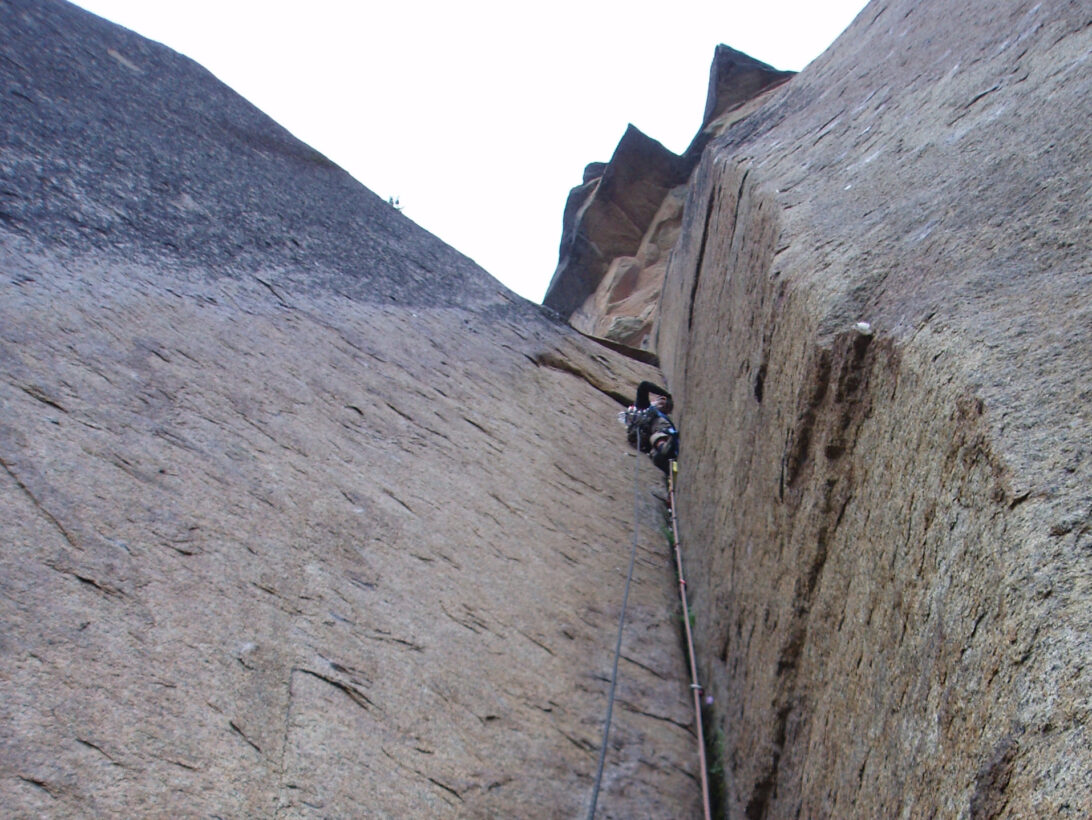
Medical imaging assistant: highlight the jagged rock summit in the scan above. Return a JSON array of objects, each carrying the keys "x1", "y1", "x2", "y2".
[
  {"x1": 0, "y1": 1, "x2": 702, "y2": 816},
  {"x1": 544, "y1": 46, "x2": 793, "y2": 351}
]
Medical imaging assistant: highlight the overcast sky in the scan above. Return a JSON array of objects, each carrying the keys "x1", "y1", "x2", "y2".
[{"x1": 71, "y1": 0, "x2": 870, "y2": 302}]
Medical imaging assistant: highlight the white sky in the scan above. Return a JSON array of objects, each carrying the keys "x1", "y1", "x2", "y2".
[{"x1": 70, "y1": 1, "x2": 869, "y2": 302}]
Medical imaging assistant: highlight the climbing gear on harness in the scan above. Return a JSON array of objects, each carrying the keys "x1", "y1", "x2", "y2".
[
  {"x1": 619, "y1": 406, "x2": 652, "y2": 452},
  {"x1": 621, "y1": 405, "x2": 679, "y2": 473}
]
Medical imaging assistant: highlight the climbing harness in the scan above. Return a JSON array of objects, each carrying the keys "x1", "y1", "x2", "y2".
[
  {"x1": 619, "y1": 405, "x2": 679, "y2": 464},
  {"x1": 587, "y1": 438, "x2": 711, "y2": 819}
]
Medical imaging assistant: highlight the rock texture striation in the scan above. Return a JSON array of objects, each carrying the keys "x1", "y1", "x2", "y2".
[
  {"x1": 5, "y1": 0, "x2": 1091, "y2": 817},
  {"x1": 0, "y1": 2, "x2": 702, "y2": 817},
  {"x1": 654, "y1": 0, "x2": 1092, "y2": 816}
]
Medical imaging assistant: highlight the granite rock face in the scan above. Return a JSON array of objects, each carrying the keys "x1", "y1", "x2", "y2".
[
  {"x1": 0, "y1": 2, "x2": 702, "y2": 817},
  {"x1": 657, "y1": 0, "x2": 1092, "y2": 816},
  {"x1": 6, "y1": 0, "x2": 1090, "y2": 816},
  {"x1": 545, "y1": 47, "x2": 793, "y2": 351}
]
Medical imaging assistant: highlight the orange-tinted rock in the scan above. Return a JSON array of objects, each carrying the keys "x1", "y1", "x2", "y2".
[
  {"x1": 544, "y1": 125, "x2": 688, "y2": 321},
  {"x1": 547, "y1": 46, "x2": 794, "y2": 353},
  {"x1": 570, "y1": 185, "x2": 688, "y2": 349}
]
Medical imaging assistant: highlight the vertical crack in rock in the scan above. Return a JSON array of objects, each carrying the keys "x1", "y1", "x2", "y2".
[
  {"x1": 275, "y1": 671, "x2": 296, "y2": 820},
  {"x1": 586, "y1": 0, "x2": 1091, "y2": 816},
  {"x1": 782, "y1": 349, "x2": 833, "y2": 489},
  {"x1": 686, "y1": 186, "x2": 719, "y2": 333},
  {"x1": 750, "y1": 328, "x2": 881, "y2": 815}
]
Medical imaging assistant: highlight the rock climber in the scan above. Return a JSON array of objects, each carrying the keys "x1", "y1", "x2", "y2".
[{"x1": 622, "y1": 380, "x2": 678, "y2": 475}]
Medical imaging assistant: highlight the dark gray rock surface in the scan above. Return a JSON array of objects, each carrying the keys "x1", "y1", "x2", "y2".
[
  {"x1": 0, "y1": 0, "x2": 510, "y2": 311},
  {"x1": 694, "y1": 44, "x2": 795, "y2": 145}
]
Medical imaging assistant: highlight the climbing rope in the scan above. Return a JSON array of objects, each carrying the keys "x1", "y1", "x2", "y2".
[
  {"x1": 669, "y1": 460, "x2": 713, "y2": 820},
  {"x1": 587, "y1": 430, "x2": 643, "y2": 820},
  {"x1": 587, "y1": 439, "x2": 712, "y2": 819}
]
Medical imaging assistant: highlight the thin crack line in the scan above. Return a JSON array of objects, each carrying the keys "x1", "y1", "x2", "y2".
[{"x1": 0, "y1": 454, "x2": 81, "y2": 549}]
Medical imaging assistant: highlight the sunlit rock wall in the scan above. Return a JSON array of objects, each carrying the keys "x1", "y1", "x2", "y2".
[{"x1": 658, "y1": 0, "x2": 1091, "y2": 816}]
